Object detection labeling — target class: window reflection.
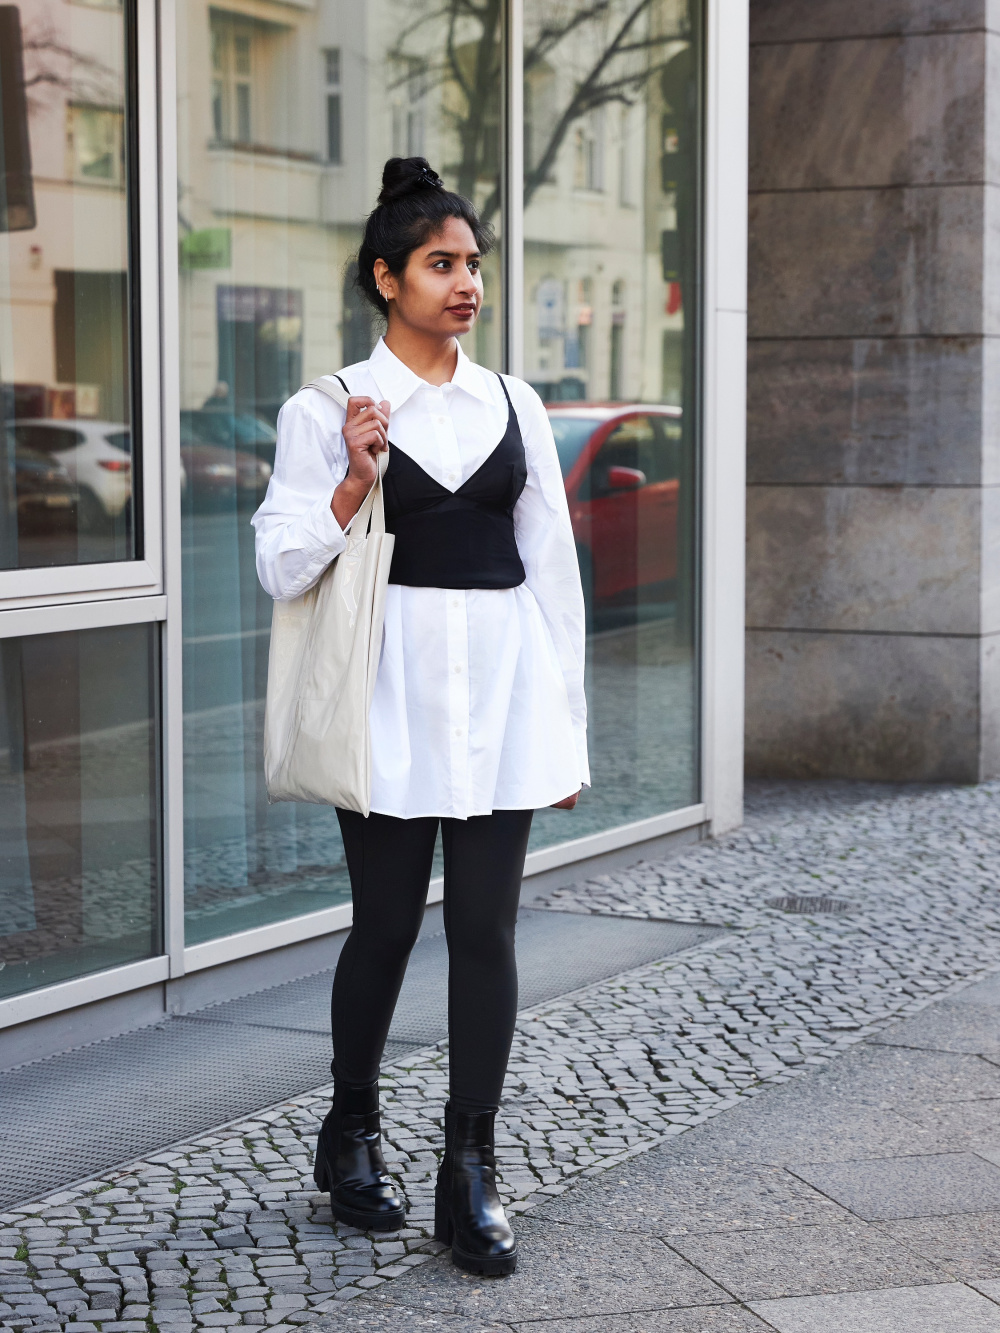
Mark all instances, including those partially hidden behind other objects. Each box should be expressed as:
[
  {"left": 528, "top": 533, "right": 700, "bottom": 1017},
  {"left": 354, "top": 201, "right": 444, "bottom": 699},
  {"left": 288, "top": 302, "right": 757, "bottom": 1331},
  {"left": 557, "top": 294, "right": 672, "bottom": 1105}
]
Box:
[
  {"left": 0, "top": 0, "right": 137, "bottom": 571},
  {"left": 525, "top": 0, "right": 702, "bottom": 850},
  {"left": 177, "top": 0, "right": 503, "bottom": 943},
  {"left": 0, "top": 624, "right": 160, "bottom": 1000}
]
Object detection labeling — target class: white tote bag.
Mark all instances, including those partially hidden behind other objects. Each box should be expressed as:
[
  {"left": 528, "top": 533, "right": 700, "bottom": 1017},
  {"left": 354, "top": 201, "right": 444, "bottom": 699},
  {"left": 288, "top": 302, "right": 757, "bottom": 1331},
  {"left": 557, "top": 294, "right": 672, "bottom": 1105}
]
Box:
[{"left": 263, "top": 376, "right": 394, "bottom": 815}]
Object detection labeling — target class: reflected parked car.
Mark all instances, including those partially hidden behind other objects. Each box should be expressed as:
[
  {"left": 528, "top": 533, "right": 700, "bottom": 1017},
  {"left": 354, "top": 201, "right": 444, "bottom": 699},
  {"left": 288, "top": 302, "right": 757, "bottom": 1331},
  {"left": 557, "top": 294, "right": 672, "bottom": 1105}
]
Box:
[
  {"left": 11, "top": 419, "right": 132, "bottom": 530},
  {"left": 12, "top": 442, "right": 79, "bottom": 528},
  {"left": 547, "top": 404, "right": 683, "bottom": 616},
  {"left": 180, "top": 442, "right": 272, "bottom": 509},
  {"left": 180, "top": 410, "right": 278, "bottom": 467}
]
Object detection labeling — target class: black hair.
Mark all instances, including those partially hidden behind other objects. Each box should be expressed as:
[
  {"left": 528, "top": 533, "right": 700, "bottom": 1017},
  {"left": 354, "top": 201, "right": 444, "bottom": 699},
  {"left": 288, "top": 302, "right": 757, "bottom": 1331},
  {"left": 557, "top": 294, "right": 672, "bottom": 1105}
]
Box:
[{"left": 355, "top": 157, "right": 494, "bottom": 319}]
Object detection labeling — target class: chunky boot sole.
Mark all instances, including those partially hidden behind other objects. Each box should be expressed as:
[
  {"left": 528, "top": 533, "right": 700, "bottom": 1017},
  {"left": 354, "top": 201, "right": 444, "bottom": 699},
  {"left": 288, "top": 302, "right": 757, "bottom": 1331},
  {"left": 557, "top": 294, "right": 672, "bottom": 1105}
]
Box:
[
  {"left": 330, "top": 1196, "right": 406, "bottom": 1231},
  {"left": 451, "top": 1240, "right": 517, "bottom": 1276},
  {"left": 314, "top": 1150, "right": 406, "bottom": 1232},
  {"left": 435, "top": 1185, "right": 517, "bottom": 1275}
]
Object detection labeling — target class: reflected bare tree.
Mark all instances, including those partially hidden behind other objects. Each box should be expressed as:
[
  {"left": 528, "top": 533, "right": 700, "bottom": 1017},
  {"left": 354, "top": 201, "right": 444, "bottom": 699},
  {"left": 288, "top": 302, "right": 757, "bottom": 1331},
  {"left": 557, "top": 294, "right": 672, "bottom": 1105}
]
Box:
[
  {"left": 389, "top": 0, "right": 692, "bottom": 220},
  {"left": 19, "top": 20, "right": 120, "bottom": 112}
]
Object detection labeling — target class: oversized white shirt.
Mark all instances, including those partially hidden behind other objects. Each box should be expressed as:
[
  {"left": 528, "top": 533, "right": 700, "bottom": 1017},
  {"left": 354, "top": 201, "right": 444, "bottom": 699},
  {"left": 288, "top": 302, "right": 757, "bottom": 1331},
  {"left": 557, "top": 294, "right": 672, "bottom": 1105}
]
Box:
[{"left": 252, "top": 337, "right": 589, "bottom": 819}]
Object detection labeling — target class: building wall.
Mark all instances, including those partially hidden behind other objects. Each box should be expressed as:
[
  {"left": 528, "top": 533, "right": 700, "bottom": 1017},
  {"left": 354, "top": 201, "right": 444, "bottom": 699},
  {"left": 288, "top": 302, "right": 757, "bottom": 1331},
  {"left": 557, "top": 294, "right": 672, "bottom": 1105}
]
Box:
[{"left": 745, "top": 0, "right": 1000, "bottom": 780}]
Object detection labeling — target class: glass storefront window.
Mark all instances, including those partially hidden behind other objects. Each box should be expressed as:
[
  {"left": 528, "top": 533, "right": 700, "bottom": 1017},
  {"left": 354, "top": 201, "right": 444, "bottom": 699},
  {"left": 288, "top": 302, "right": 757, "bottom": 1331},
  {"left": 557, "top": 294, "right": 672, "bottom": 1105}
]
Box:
[
  {"left": 176, "top": 0, "right": 504, "bottom": 943},
  {"left": 524, "top": 0, "right": 702, "bottom": 852},
  {"left": 0, "top": 0, "right": 139, "bottom": 571},
  {"left": 0, "top": 623, "right": 161, "bottom": 999}
]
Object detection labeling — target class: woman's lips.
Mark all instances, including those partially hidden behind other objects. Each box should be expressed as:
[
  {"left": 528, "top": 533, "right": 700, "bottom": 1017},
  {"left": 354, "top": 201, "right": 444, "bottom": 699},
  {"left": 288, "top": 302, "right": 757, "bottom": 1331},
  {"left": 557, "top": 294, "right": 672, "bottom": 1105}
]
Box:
[{"left": 447, "top": 304, "right": 475, "bottom": 317}]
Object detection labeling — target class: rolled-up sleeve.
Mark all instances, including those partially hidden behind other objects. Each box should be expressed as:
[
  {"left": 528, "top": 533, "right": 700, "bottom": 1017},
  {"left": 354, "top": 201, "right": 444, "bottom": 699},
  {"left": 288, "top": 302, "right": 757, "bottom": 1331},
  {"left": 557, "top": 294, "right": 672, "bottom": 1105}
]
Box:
[
  {"left": 509, "top": 378, "right": 590, "bottom": 785},
  {"left": 251, "top": 390, "right": 349, "bottom": 601}
]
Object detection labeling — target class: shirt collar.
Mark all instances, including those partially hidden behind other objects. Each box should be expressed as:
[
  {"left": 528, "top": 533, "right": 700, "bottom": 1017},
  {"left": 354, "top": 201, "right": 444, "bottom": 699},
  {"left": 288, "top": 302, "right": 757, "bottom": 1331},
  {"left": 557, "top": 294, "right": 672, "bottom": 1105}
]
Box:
[{"left": 368, "top": 336, "right": 495, "bottom": 409}]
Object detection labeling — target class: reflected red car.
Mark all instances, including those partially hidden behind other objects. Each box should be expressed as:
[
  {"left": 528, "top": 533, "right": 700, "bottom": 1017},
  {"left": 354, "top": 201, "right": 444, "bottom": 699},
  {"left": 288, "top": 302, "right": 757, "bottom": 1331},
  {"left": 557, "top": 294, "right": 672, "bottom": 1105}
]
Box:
[{"left": 546, "top": 404, "right": 683, "bottom": 610}]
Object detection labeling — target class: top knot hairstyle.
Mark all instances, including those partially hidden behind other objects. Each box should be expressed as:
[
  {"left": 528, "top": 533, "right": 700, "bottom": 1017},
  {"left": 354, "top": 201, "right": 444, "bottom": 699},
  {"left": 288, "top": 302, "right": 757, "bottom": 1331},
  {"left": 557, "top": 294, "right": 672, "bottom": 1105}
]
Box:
[{"left": 356, "top": 157, "right": 495, "bottom": 319}]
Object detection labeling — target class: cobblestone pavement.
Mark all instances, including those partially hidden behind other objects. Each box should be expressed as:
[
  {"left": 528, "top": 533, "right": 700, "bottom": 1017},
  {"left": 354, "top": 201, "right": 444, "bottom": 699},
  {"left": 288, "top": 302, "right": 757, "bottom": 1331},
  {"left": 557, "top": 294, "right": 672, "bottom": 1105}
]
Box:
[{"left": 4, "top": 779, "right": 1000, "bottom": 1333}]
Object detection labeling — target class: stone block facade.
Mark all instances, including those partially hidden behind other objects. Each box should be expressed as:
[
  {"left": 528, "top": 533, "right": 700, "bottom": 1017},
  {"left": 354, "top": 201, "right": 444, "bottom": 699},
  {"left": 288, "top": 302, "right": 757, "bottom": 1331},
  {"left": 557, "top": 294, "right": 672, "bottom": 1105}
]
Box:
[{"left": 746, "top": 0, "right": 1000, "bottom": 780}]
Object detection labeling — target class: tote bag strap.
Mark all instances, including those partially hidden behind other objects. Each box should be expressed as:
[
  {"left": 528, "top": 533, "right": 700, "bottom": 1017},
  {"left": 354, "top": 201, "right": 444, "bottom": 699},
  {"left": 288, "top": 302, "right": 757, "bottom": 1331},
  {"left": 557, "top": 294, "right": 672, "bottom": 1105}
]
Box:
[{"left": 300, "top": 374, "right": 387, "bottom": 536}]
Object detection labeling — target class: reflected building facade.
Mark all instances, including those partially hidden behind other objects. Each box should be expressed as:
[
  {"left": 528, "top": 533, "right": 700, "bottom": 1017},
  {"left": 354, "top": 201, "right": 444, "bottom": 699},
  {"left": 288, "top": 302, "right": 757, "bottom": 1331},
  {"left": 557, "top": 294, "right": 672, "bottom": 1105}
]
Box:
[{"left": 0, "top": 0, "right": 747, "bottom": 1044}]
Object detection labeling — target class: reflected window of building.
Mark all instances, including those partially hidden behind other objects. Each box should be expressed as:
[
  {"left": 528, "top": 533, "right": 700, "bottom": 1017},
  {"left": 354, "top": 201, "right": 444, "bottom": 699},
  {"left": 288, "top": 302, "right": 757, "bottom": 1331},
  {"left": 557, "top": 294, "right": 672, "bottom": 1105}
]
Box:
[
  {"left": 211, "top": 14, "right": 256, "bottom": 146},
  {"left": 574, "top": 108, "right": 605, "bottom": 192},
  {"left": 67, "top": 104, "right": 125, "bottom": 184},
  {"left": 324, "top": 48, "right": 342, "bottom": 165},
  {"left": 0, "top": 0, "right": 138, "bottom": 571},
  {"left": 524, "top": 0, "right": 702, "bottom": 855},
  {"left": 177, "top": 0, "right": 504, "bottom": 944},
  {"left": 0, "top": 624, "right": 161, "bottom": 1000}
]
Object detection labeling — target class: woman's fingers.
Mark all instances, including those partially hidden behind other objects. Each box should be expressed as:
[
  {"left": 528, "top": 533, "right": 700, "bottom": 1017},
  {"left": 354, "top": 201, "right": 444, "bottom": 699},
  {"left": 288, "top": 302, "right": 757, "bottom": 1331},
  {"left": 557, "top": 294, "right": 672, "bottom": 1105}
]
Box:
[
  {"left": 342, "top": 395, "right": 389, "bottom": 492},
  {"left": 348, "top": 424, "right": 387, "bottom": 452},
  {"left": 550, "top": 790, "right": 581, "bottom": 809},
  {"left": 346, "top": 396, "right": 389, "bottom": 430}
]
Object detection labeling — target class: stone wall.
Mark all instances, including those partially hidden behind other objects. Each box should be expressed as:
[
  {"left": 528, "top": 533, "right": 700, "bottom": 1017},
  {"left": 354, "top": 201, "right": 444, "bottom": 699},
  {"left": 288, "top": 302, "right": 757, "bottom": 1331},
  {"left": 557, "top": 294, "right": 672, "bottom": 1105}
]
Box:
[{"left": 745, "top": 0, "right": 1000, "bottom": 780}]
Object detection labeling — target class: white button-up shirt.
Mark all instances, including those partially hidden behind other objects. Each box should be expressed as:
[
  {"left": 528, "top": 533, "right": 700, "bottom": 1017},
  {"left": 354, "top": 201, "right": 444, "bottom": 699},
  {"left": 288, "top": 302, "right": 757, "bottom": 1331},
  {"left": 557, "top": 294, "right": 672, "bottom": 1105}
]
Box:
[{"left": 252, "top": 337, "right": 589, "bottom": 819}]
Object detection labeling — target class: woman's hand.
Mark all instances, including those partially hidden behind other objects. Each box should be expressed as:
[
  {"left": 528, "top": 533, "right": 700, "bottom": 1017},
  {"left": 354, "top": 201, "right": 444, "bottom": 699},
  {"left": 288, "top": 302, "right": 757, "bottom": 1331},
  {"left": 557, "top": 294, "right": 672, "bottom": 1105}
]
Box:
[
  {"left": 332, "top": 395, "right": 391, "bottom": 529},
  {"left": 551, "top": 790, "right": 581, "bottom": 810}
]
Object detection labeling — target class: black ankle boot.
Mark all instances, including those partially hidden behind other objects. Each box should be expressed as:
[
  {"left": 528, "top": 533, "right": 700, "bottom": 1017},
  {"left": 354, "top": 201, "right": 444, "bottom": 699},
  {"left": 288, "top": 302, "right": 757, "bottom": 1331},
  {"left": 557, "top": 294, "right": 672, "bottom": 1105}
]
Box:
[
  {"left": 313, "top": 1082, "right": 406, "bottom": 1230},
  {"left": 434, "top": 1102, "right": 517, "bottom": 1275}
]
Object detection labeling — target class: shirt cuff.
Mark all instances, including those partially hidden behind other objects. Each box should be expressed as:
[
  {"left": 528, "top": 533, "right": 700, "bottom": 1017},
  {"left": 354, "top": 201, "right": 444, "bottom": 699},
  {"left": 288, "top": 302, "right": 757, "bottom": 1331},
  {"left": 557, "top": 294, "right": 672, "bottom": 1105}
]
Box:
[
  {"left": 574, "top": 728, "right": 591, "bottom": 787},
  {"left": 298, "top": 491, "right": 348, "bottom": 559}
]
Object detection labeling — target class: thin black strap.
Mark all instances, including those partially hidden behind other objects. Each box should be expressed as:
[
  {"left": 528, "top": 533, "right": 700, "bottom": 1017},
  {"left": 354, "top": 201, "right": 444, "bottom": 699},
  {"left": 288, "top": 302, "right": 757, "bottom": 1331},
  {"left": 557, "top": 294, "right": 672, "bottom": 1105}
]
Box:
[
  {"left": 496, "top": 371, "right": 514, "bottom": 409},
  {"left": 334, "top": 374, "right": 349, "bottom": 395}
]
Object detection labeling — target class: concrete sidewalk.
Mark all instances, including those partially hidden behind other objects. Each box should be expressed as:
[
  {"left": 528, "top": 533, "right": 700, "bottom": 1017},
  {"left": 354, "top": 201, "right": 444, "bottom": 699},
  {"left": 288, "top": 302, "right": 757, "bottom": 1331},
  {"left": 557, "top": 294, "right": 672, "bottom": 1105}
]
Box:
[
  {"left": 4, "top": 779, "right": 1000, "bottom": 1333},
  {"left": 325, "top": 969, "right": 1000, "bottom": 1332}
]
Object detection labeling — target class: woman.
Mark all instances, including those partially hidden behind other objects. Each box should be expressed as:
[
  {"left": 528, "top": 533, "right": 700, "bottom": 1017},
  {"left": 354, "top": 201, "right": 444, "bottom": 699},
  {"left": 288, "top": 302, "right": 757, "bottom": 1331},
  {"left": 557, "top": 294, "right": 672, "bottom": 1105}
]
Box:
[{"left": 252, "top": 157, "right": 588, "bottom": 1277}]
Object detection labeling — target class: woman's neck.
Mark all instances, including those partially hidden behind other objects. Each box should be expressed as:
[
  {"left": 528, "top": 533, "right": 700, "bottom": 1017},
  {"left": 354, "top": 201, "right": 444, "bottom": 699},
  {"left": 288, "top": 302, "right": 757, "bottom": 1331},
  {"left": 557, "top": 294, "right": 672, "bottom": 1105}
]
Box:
[{"left": 383, "top": 324, "right": 459, "bottom": 387}]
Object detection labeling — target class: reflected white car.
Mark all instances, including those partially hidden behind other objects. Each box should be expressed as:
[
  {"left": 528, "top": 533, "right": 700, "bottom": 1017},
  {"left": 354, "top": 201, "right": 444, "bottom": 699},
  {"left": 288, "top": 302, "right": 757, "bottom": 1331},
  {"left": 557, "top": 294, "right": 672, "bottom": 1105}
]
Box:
[{"left": 11, "top": 419, "right": 133, "bottom": 527}]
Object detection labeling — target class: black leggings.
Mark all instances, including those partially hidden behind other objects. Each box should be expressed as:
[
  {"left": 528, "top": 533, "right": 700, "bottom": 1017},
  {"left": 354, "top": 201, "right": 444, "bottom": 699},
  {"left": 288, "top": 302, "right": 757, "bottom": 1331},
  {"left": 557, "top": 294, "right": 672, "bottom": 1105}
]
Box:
[{"left": 332, "top": 807, "right": 533, "bottom": 1114}]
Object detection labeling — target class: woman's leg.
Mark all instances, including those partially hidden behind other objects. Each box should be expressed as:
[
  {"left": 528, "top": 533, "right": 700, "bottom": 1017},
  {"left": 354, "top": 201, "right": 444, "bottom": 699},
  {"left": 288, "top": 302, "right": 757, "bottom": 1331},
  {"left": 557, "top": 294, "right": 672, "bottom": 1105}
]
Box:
[
  {"left": 331, "top": 808, "right": 439, "bottom": 1086},
  {"left": 440, "top": 808, "right": 533, "bottom": 1112},
  {"left": 435, "top": 808, "right": 532, "bottom": 1274}
]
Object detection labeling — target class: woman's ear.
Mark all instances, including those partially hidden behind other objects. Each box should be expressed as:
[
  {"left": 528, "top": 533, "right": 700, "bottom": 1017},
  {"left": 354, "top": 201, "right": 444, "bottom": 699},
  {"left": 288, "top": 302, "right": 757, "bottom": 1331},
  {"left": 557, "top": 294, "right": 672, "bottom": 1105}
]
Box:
[{"left": 373, "top": 258, "right": 394, "bottom": 304}]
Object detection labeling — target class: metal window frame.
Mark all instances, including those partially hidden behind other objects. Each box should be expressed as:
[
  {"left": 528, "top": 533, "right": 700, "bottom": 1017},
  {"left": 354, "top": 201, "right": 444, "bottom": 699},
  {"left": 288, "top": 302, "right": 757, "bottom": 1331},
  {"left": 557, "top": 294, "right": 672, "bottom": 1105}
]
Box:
[
  {"left": 700, "top": 0, "right": 748, "bottom": 836},
  {"left": 0, "top": 0, "right": 748, "bottom": 1030},
  {"left": 0, "top": 0, "right": 169, "bottom": 1034},
  {"left": 0, "top": 0, "right": 164, "bottom": 612}
]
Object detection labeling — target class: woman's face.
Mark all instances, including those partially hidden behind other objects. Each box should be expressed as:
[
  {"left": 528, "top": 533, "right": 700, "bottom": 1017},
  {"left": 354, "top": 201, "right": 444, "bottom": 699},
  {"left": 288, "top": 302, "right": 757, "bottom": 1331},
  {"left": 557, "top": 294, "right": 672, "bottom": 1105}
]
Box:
[{"left": 380, "top": 216, "right": 484, "bottom": 338}]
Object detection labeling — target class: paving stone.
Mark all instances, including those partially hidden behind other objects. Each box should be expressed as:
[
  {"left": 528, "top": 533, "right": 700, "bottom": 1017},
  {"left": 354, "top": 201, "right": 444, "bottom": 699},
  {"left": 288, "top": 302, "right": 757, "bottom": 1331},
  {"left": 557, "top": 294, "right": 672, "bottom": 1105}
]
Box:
[
  {"left": 669, "top": 1220, "right": 944, "bottom": 1301},
  {"left": 535, "top": 1158, "right": 850, "bottom": 1235},
  {"left": 9, "top": 781, "right": 1000, "bottom": 1326},
  {"left": 790, "top": 1153, "right": 1000, "bottom": 1221},
  {"left": 507, "top": 1312, "right": 771, "bottom": 1333},
  {"left": 896, "top": 1098, "right": 1000, "bottom": 1151},
  {"left": 871, "top": 1004, "right": 1000, "bottom": 1057},
  {"left": 883, "top": 1211, "right": 1000, "bottom": 1279},
  {"left": 309, "top": 1297, "right": 511, "bottom": 1330},
  {"left": 365, "top": 1215, "right": 728, "bottom": 1320},
  {"left": 750, "top": 1282, "right": 1000, "bottom": 1332}
]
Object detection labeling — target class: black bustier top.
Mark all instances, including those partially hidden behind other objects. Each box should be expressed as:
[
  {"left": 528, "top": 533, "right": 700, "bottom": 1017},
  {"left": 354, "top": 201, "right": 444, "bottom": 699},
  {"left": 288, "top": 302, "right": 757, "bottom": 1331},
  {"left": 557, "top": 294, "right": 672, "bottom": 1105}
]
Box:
[{"left": 378, "top": 373, "right": 527, "bottom": 590}]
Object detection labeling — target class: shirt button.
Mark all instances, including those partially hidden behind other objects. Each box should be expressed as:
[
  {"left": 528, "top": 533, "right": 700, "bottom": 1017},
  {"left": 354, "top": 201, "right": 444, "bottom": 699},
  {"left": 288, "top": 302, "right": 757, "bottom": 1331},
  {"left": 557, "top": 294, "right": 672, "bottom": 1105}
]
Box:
[
  {"left": 454, "top": 663, "right": 463, "bottom": 674},
  {"left": 454, "top": 727, "right": 463, "bottom": 738},
  {"left": 451, "top": 598, "right": 460, "bottom": 609}
]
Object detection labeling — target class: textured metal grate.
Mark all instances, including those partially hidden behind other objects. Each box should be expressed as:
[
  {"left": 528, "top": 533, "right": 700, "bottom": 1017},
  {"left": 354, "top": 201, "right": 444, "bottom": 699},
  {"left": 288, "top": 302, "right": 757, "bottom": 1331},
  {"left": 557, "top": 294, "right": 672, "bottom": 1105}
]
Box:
[
  {"left": 0, "top": 908, "right": 722, "bottom": 1208},
  {"left": 766, "top": 895, "right": 855, "bottom": 915}
]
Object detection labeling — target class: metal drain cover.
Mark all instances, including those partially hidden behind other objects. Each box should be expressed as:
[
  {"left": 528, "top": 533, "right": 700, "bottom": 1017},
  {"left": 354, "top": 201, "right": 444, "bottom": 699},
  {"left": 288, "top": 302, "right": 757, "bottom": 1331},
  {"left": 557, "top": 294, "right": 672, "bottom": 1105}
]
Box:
[{"left": 766, "top": 895, "right": 855, "bottom": 914}]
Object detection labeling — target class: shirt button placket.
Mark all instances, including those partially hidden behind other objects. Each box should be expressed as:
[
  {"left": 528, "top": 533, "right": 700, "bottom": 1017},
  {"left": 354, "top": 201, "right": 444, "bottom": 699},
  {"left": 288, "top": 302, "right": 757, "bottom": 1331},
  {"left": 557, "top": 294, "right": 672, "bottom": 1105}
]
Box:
[{"left": 446, "top": 591, "right": 470, "bottom": 818}]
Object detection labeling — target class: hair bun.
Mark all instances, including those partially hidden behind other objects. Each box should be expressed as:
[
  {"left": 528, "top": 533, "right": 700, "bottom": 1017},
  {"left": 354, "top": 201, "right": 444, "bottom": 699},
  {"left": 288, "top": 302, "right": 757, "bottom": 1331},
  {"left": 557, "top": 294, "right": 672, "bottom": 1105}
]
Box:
[{"left": 378, "top": 156, "right": 445, "bottom": 206}]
